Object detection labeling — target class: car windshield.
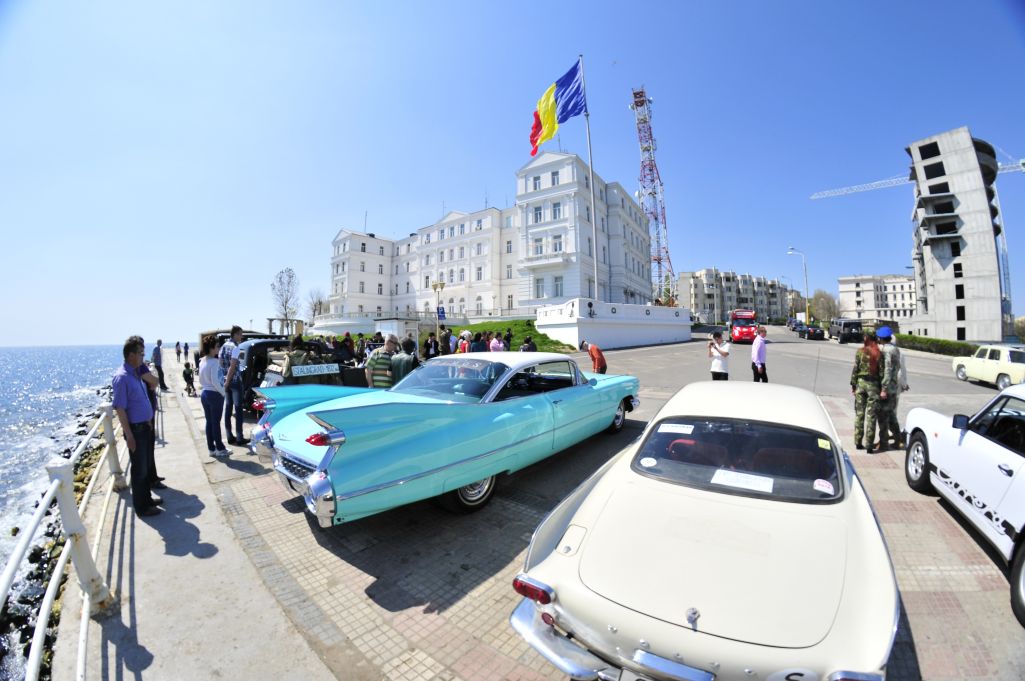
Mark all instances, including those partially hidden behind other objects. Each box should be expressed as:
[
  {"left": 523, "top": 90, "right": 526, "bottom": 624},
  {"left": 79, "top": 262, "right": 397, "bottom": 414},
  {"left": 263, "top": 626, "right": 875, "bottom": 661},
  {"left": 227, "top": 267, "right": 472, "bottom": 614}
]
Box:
[
  {"left": 391, "top": 358, "right": 511, "bottom": 403},
  {"left": 732, "top": 319, "right": 756, "bottom": 327},
  {"left": 631, "top": 417, "right": 842, "bottom": 503}
]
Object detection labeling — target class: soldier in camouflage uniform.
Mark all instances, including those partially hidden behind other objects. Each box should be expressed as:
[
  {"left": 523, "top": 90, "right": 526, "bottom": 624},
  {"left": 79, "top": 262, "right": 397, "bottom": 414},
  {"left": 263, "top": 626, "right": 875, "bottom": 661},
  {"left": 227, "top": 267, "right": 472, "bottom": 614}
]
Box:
[
  {"left": 850, "top": 331, "right": 882, "bottom": 452},
  {"left": 876, "top": 326, "right": 903, "bottom": 450}
]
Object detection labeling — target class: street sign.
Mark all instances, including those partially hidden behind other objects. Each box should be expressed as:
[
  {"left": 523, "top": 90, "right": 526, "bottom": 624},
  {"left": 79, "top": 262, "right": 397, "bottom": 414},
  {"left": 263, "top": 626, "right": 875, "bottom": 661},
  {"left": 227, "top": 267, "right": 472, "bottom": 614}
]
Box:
[{"left": 437, "top": 307, "right": 446, "bottom": 320}]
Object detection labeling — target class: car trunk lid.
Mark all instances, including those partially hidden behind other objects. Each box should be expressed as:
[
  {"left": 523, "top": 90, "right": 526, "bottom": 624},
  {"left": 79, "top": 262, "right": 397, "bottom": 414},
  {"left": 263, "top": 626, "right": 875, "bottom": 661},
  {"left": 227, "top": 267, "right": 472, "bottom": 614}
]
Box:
[{"left": 578, "top": 480, "right": 846, "bottom": 648}]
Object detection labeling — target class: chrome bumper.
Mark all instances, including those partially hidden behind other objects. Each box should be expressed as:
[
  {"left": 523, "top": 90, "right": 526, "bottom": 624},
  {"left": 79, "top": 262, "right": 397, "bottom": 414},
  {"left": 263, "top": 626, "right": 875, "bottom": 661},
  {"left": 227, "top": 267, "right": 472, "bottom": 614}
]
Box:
[
  {"left": 258, "top": 441, "right": 336, "bottom": 529},
  {"left": 510, "top": 599, "right": 613, "bottom": 681},
  {"left": 629, "top": 397, "right": 640, "bottom": 410}
]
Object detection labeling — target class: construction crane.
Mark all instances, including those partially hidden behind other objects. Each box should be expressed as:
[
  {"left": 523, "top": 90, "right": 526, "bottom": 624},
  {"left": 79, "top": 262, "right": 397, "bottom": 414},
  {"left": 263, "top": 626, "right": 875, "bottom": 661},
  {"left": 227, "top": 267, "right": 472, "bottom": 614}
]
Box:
[
  {"left": 810, "top": 159, "right": 1025, "bottom": 199},
  {"left": 630, "top": 88, "right": 676, "bottom": 304}
]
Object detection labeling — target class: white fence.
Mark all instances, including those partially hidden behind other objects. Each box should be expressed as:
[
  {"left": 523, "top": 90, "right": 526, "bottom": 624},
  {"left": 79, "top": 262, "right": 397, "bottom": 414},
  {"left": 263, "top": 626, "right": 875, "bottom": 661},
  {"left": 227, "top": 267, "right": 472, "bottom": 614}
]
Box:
[{"left": 0, "top": 395, "right": 149, "bottom": 681}]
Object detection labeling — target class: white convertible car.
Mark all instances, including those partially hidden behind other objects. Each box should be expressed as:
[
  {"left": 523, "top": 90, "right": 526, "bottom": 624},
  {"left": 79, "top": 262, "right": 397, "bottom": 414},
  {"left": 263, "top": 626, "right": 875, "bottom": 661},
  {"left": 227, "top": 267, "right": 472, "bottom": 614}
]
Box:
[
  {"left": 904, "top": 384, "right": 1025, "bottom": 627},
  {"left": 511, "top": 382, "right": 899, "bottom": 681}
]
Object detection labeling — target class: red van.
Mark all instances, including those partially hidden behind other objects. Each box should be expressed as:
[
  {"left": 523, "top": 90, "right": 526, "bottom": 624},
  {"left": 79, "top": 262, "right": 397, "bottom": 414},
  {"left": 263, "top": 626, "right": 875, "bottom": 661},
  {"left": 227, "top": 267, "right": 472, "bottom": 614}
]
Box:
[{"left": 729, "top": 309, "right": 758, "bottom": 343}]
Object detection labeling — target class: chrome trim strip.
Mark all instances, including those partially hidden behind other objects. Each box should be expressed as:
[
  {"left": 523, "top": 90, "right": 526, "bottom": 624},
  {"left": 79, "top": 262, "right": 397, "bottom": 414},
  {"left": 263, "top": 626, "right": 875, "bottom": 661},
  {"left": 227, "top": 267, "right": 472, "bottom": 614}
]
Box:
[
  {"left": 631, "top": 650, "right": 713, "bottom": 681},
  {"left": 826, "top": 672, "right": 883, "bottom": 681},
  {"left": 509, "top": 599, "right": 608, "bottom": 680}
]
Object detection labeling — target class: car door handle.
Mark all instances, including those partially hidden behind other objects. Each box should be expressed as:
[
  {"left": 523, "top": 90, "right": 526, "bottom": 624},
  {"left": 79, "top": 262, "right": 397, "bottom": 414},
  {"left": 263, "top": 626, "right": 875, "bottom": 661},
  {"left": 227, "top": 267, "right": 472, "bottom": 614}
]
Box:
[
  {"left": 998, "top": 464, "right": 1014, "bottom": 477},
  {"left": 551, "top": 399, "right": 563, "bottom": 405}
]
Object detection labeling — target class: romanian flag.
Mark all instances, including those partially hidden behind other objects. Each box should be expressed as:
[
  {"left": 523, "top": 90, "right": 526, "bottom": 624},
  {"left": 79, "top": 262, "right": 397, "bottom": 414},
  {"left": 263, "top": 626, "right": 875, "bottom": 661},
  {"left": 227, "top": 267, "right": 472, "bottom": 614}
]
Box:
[{"left": 529, "top": 59, "right": 587, "bottom": 156}]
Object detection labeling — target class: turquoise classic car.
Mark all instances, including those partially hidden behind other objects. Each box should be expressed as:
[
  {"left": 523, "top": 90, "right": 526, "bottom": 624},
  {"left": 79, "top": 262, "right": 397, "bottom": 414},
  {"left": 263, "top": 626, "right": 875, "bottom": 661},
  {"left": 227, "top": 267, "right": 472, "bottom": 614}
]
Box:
[{"left": 251, "top": 352, "right": 640, "bottom": 528}]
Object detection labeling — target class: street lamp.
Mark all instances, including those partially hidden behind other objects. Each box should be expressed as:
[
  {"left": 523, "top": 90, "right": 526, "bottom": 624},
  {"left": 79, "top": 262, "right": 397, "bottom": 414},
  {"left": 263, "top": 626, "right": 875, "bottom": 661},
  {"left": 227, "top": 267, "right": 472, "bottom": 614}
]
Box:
[
  {"left": 431, "top": 280, "right": 445, "bottom": 339},
  {"left": 787, "top": 246, "right": 811, "bottom": 324}
]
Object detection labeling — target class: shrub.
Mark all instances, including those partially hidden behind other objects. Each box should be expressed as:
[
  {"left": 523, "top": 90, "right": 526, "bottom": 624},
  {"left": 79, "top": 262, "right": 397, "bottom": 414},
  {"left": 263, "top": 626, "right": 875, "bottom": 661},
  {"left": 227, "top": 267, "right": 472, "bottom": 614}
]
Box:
[{"left": 895, "top": 333, "right": 977, "bottom": 357}]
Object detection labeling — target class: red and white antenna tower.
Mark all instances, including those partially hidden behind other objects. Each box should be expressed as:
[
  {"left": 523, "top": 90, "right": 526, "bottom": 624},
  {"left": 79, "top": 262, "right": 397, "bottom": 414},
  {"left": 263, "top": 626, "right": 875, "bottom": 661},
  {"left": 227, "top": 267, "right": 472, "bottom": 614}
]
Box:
[{"left": 630, "top": 88, "right": 675, "bottom": 304}]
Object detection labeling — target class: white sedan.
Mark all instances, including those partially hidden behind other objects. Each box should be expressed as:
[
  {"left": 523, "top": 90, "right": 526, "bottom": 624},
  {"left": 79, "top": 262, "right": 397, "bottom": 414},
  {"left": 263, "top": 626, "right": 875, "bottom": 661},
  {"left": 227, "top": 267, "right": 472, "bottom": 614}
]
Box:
[
  {"left": 511, "top": 382, "right": 899, "bottom": 681},
  {"left": 904, "top": 384, "right": 1025, "bottom": 626}
]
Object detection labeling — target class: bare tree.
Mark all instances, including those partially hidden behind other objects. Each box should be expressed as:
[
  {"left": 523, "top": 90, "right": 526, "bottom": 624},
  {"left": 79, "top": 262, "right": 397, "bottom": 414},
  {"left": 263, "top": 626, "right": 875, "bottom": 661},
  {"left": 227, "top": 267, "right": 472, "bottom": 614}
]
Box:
[
  {"left": 271, "top": 268, "right": 300, "bottom": 321},
  {"left": 306, "top": 287, "right": 327, "bottom": 322},
  {"left": 811, "top": 289, "right": 839, "bottom": 322}
]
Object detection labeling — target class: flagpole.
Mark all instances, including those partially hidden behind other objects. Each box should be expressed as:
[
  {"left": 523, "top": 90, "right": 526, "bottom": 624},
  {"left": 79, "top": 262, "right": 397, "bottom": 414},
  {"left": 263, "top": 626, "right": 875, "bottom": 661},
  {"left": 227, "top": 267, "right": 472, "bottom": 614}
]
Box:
[{"left": 577, "top": 54, "right": 602, "bottom": 303}]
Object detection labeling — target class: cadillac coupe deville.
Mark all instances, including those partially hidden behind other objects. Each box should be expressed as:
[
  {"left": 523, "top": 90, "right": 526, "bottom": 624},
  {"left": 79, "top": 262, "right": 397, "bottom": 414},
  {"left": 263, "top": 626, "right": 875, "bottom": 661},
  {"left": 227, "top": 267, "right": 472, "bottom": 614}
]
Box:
[
  {"left": 511, "top": 382, "right": 899, "bottom": 681},
  {"left": 251, "top": 352, "right": 640, "bottom": 528}
]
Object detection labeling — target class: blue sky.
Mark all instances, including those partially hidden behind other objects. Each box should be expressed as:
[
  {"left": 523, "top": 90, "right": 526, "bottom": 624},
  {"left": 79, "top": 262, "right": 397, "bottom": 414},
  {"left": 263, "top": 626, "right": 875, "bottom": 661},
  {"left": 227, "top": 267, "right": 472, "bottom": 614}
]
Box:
[{"left": 1, "top": 1, "right": 1023, "bottom": 346}]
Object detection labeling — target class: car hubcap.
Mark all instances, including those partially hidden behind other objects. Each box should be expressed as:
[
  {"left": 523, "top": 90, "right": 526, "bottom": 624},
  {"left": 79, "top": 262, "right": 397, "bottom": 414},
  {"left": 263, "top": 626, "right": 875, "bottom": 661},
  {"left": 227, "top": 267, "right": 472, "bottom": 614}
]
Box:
[
  {"left": 459, "top": 477, "right": 493, "bottom": 503},
  {"left": 908, "top": 445, "right": 925, "bottom": 480},
  {"left": 957, "top": 367, "right": 966, "bottom": 380},
  {"left": 614, "top": 403, "right": 625, "bottom": 427},
  {"left": 999, "top": 376, "right": 1010, "bottom": 390}
]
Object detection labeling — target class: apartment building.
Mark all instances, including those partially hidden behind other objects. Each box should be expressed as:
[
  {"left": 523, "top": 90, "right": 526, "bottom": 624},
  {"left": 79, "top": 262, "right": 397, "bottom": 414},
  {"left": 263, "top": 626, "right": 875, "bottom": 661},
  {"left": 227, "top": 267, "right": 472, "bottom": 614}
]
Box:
[
  {"left": 677, "top": 268, "right": 794, "bottom": 323},
  {"left": 837, "top": 274, "right": 916, "bottom": 322},
  {"left": 320, "top": 153, "right": 652, "bottom": 328}
]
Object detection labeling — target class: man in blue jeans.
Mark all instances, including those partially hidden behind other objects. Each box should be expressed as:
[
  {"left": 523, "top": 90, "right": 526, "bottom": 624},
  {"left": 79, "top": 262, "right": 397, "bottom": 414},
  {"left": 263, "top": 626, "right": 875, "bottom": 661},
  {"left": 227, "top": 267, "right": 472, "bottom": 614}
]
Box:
[
  {"left": 112, "top": 337, "right": 163, "bottom": 517},
  {"left": 220, "top": 325, "right": 249, "bottom": 446}
]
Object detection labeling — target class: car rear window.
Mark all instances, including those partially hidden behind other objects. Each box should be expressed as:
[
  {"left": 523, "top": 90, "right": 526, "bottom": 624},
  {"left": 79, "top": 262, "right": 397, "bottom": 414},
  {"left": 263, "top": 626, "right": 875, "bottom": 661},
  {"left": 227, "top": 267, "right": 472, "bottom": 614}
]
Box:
[
  {"left": 631, "top": 417, "right": 843, "bottom": 503},
  {"left": 1009, "top": 350, "right": 1025, "bottom": 364}
]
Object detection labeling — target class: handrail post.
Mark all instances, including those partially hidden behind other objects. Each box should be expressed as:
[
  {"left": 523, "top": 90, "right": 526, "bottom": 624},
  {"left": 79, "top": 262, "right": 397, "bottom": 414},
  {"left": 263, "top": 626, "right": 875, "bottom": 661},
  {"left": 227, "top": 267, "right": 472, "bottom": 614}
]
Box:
[
  {"left": 45, "top": 458, "right": 117, "bottom": 616},
  {"left": 101, "top": 404, "right": 128, "bottom": 490}
]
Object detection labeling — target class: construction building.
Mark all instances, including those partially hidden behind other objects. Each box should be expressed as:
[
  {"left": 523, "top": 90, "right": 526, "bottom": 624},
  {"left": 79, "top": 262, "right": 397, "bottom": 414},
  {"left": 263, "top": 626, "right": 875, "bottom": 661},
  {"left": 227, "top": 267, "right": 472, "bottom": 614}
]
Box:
[
  {"left": 677, "top": 268, "right": 796, "bottom": 324},
  {"left": 317, "top": 152, "right": 652, "bottom": 332},
  {"left": 907, "top": 127, "right": 1013, "bottom": 341}
]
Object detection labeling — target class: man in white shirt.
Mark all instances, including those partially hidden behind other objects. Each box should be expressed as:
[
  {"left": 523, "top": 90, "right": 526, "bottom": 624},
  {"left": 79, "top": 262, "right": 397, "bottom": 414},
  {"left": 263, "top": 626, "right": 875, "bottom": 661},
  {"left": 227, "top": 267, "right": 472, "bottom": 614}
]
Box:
[{"left": 708, "top": 331, "right": 730, "bottom": 380}]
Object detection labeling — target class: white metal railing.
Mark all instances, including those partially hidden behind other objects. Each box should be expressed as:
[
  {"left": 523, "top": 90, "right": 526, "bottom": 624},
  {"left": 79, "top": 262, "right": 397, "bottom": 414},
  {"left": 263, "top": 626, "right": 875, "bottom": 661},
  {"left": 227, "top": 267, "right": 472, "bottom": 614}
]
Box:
[{"left": 0, "top": 402, "right": 129, "bottom": 681}]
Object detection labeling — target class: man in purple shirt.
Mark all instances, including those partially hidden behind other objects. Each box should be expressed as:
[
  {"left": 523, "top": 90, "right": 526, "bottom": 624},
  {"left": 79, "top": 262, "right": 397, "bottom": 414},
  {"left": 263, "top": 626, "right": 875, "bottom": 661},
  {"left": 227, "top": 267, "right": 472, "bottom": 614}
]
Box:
[
  {"left": 112, "top": 337, "right": 163, "bottom": 517},
  {"left": 751, "top": 325, "right": 768, "bottom": 383}
]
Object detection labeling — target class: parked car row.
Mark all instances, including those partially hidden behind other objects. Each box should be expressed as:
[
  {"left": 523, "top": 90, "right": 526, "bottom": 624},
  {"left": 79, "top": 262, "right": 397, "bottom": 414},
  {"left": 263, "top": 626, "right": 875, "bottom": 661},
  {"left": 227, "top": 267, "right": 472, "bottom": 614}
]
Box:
[
  {"left": 792, "top": 322, "right": 825, "bottom": 340},
  {"left": 249, "top": 352, "right": 908, "bottom": 680}
]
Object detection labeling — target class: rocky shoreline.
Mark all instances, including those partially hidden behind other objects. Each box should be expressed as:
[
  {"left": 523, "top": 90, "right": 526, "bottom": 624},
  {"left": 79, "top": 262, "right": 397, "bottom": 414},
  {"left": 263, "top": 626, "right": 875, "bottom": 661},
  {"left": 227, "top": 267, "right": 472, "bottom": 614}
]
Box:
[{"left": 0, "top": 398, "right": 110, "bottom": 681}]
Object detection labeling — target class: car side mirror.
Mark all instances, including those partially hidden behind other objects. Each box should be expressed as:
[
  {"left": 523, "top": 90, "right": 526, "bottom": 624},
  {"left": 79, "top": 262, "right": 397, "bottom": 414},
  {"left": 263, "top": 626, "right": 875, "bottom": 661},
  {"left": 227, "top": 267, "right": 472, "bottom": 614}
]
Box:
[{"left": 952, "top": 414, "right": 970, "bottom": 430}]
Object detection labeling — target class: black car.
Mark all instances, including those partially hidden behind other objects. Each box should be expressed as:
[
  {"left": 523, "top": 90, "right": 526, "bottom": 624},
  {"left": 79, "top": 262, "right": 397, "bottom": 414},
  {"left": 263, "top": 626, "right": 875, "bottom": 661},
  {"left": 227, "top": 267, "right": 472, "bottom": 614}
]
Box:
[
  {"left": 805, "top": 326, "right": 825, "bottom": 340},
  {"left": 236, "top": 338, "right": 344, "bottom": 412}
]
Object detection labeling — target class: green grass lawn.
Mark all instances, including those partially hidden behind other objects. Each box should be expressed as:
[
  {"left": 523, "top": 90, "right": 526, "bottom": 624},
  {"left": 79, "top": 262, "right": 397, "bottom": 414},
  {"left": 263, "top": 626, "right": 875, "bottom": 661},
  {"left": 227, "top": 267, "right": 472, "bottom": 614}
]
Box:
[{"left": 426, "top": 319, "right": 576, "bottom": 353}]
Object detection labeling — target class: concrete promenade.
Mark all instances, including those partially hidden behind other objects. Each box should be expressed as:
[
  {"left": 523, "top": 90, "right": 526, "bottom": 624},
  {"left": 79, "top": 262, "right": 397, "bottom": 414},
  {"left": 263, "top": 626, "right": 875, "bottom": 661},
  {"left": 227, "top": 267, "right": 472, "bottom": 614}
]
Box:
[{"left": 52, "top": 335, "right": 1025, "bottom": 680}]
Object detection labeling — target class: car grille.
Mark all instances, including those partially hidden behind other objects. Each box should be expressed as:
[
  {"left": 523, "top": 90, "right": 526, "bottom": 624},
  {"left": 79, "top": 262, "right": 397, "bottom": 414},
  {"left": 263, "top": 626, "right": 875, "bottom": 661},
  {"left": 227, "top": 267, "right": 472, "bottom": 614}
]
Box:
[{"left": 279, "top": 454, "right": 316, "bottom": 481}]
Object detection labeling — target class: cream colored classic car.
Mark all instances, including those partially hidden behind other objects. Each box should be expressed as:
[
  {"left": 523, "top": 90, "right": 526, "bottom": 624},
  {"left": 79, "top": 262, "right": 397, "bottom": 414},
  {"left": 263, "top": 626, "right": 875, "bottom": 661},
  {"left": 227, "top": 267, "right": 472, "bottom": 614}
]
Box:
[
  {"left": 511, "top": 382, "right": 899, "bottom": 681},
  {"left": 952, "top": 344, "right": 1025, "bottom": 390}
]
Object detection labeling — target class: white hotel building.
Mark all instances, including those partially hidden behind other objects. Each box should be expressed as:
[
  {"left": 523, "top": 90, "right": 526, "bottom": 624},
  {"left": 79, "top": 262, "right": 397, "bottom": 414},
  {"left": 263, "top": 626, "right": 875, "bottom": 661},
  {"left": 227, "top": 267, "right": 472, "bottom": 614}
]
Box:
[{"left": 316, "top": 152, "right": 653, "bottom": 331}]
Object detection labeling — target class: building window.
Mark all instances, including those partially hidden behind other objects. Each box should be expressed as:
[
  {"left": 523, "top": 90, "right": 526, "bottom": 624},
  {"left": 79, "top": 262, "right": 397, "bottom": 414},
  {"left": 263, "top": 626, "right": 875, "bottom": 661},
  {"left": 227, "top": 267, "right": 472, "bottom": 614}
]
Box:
[
  {"left": 405, "top": 261, "right": 410, "bottom": 272},
  {"left": 475, "top": 266, "right": 483, "bottom": 281},
  {"left": 377, "top": 283, "right": 383, "bottom": 295},
  {"left": 358, "top": 304, "right": 363, "bottom": 313},
  {"left": 954, "top": 263, "right": 963, "bottom": 278},
  {"left": 424, "top": 255, "right": 431, "bottom": 266},
  {"left": 378, "top": 264, "right": 383, "bottom": 274},
  {"left": 359, "top": 281, "right": 365, "bottom": 293},
  {"left": 534, "top": 238, "right": 543, "bottom": 255},
  {"left": 956, "top": 327, "right": 966, "bottom": 341},
  {"left": 476, "top": 219, "right": 482, "bottom": 230},
  {"left": 934, "top": 201, "right": 955, "bottom": 214},
  {"left": 459, "top": 223, "right": 465, "bottom": 235},
  {"left": 341, "top": 262, "right": 346, "bottom": 272},
  {"left": 424, "top": 234, "right": 430, "bottom": 244},
  {"left": 923, "top": 161, "right": 946, "bottom": 180},
  {"left": 449, "top": 249, "right": 454, "bottom": 261},
  {"left": 505, "top": 216, "right": 513, "bottom": 228},
  {"left": 424, "top": 275, "right": 430, "bottom": 288},
  {"left": 535, "top": 278, "right": 544, "bottom": 298},
  {"left": 602, "top": 246, "right": 607, "bottom": 264},
  {"left": 534, "top": 206, "right": 543, "bottom": 224},
  {"left": 506, "top": 264, "right": 512, "bottom": 279},
  {"left": 554, "top": 276, "right": 563, "bottom": 297},
  {"left": 378, "top": 246, "right": 384, "bottom": 256},
  {"left": 950, "top": 241, "right": 962, "bottom": 257},
  {"left": 476, "top": 243, "right": 482, "bottom": 256},
  {"left": 553, "top": 202, "right": 562, "bottom": 220},
  {"left": 955, "top": 284, "right": 965, "bottom": 299},
  {"left": 507, "top": 294, "right": 513, "bottom": 310},
  {"left": 586, "top": 206, "right": 591, "bottom": 222},
  {"left": 439, "top": 251, "right": 444, "bottom": 263},
  {"left": 553, "top": 234, "right": 563, "bottom": 252},
  {"left": 532, "top": 175, "right": 541, "bottom": 191},
  {"left": 585, "top": 176, "right": 590, "bottom": 189},
  {"left": 360, "top": 261, "right": 366, "bottom": 272},
  {"left": 506, "top": 240, "right": 512, "bottom": 253},
  {"left": 459, "top": 268, "right": 465, "bottom": 282},
  {"left": 587, "top": 237, "right": 593, "bottom": 256},
  {"left": 361, "top": 242, "right": 366, "bottom": 252},
  {"left": 929, "top": 182, "right": 949, "bottom": 194},
  {"left": 449, "top": 226, "right": 455, "bottom": 238},
  {"left": 918, "top": 141, "right": 941, "bottom": 160},
  {"left": 476, "top": 297, "right": 482, "bottom": 314},
  {"left": 449, "top": 269, "right": 455, "bottom": 283},
  {"left": 406, "top": 282, "right": 410, "bottom": 293},
  {"left": 956, "top": 305, "right": 966, "bottom": 321},
  {"left": 459, "top": 246, "right": 465, "bottom": 259},
  {"left": 439, "top": 228, "right": 445, "bottom": 241}
]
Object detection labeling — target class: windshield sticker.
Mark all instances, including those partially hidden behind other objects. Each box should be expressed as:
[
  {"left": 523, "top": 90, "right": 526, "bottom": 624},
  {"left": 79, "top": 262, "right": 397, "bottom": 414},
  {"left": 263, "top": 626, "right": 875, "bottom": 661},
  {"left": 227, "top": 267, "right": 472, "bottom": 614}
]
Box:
[
  {"left": 813, "top": 479, "right": 835, "bottom": 495},
  {"left": 639, "top": 457, "right": 657, "bottom": 468},
  {"left": 817, "top": 438, "right": 831, "bottom": 450},
  {"left": 711, "top": 469, "right": 774, "bottom": 494},
  {"left": 658, "top": 423, "right": 694, "bottom": 434}
]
